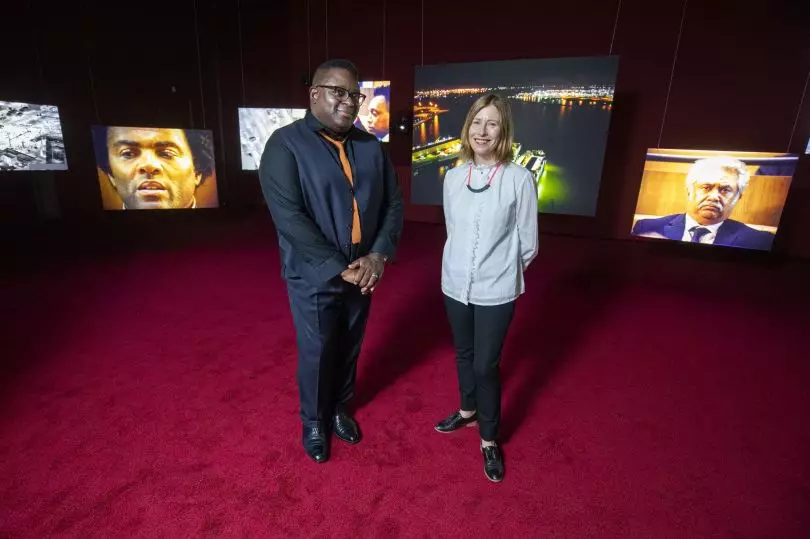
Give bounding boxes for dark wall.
[1,0,808,255]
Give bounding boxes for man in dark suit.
[259,59,403,463]
[632,155,774,251]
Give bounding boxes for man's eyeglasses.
[315,85,366,104]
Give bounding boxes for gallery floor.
[2,214,808,538]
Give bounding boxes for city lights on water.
[415,85,614,102]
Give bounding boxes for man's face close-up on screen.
[365,95,389,137]
[106,127,200,210]
[686,169,742,226]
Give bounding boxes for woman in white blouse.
[433,93,538,483]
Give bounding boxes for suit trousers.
[286,248,371,428]
[443,294,516,442]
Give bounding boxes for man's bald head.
[311,59,359,86]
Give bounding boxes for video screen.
[92,126,218,210]
[805,137,809,154]
[238,108,306,170]
[631,149,798,251]
[354,81,391,142]
[0,100,67,171]
[411,56,618,215]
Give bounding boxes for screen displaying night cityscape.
[411,56,618,215]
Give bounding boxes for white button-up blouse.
[441,160,539,306]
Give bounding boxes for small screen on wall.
[238,108,307,171]
[630,148,798,252]
[92,125,219,210]
[0,100,68,171]
[353,81,391,143]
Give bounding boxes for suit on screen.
[632,214,774,251]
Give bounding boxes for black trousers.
[443,294,516,442]
[286,247,371,428]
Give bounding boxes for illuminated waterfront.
[411,57,618,215]
[411,88,613,215]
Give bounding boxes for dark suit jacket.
[259,111,403,284]
[631,214,774,251]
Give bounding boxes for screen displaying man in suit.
[632,155,775,251]
[353,81,391,143]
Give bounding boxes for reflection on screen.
[630,148,798,251]
[354,81,391,143]
[238,108,306,170]
[0,100,68,171]
[91,125,219,210]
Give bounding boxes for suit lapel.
[715,221,737,246]
[663,214,686,241]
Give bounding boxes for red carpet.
[2,216,809,538]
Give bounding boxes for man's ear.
[195,172,204,187]
[309,86,319,104]
[107,171,117,188]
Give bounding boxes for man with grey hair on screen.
[632,155,775,250]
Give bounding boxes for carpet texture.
[2,218,809,538]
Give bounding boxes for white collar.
[685,214,724,234]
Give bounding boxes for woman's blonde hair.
[459,93,514,164]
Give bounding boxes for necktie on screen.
[690,226,710,243]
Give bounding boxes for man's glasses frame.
[315,85,366,104]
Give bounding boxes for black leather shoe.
[481,444,504,482]
[302,424,329,463]
[434,411,477,433]
[332,409,361,444]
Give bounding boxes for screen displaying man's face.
[106,127,200,209]
[686,168,742,226]
[365,95,389,137]
[354,81,391,142]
